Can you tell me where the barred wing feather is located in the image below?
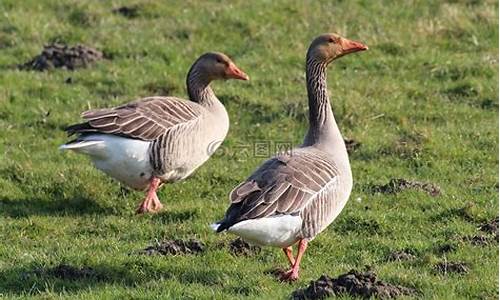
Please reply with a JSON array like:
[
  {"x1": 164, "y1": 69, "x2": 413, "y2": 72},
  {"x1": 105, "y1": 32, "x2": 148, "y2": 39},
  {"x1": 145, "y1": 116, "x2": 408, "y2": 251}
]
[
  {"x1": 218, "y1": 149, "x2": 341, "y2": 238},
  {"x1": 65, "y1": 96, "x2": 202, "y2": 141}
]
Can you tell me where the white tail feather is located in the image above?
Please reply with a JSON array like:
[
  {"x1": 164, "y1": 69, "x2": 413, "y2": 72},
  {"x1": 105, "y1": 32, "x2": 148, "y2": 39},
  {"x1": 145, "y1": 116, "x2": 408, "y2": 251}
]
[
  {"x1": 59, "y1": 140, "x2": 106, "y2": 158},
  {"x1": 59, "y1": 141, "x2": 103, "y2": 150},
  {"x1": 210, "y1": 223, "x2": 221, "y2": 232}
]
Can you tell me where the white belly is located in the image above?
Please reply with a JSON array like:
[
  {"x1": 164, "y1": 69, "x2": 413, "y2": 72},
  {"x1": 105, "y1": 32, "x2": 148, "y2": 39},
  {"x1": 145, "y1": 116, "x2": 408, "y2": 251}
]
[
  {"x1": 227, "y1": 215, "x2": 303, "y2": 248},
  {"x1": 60, "y1": 134, "x2": 153, "y2": 190}
]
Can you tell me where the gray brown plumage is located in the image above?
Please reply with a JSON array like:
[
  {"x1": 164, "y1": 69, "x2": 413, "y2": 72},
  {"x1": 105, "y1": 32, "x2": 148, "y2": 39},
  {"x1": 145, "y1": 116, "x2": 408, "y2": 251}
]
[
  {"x1": 217, "y1": 148, "x2": 343, "y2": 240},
  {"x1": 66, "y1": 97, "x2": 202, "y2": 141},
  {"x1": 213, "y1": 34, "x2": 368, "y2": 281},
  {"x1": 60, "y1": 52, "x2": 248, "y2": 214}
]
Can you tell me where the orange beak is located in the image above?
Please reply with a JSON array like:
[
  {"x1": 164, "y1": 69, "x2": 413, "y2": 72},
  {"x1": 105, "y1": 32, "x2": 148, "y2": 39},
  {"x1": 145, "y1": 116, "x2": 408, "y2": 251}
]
[
  {"x1": 341, "y1": 38, "x2": 368, "y2": 55},
  {"x1": 226, "y1": 62, "x2": 249, "y2": 80}
]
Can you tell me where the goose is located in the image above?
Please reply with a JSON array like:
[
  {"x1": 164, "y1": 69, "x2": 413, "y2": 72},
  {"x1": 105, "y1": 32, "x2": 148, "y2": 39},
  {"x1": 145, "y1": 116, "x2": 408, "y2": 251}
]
[
  {"x1": 212, "y1": 34, "x2": 367, "y2": 281},
  {"x1": 60, "y1": 52, "x2": 249, "y2": 214}
]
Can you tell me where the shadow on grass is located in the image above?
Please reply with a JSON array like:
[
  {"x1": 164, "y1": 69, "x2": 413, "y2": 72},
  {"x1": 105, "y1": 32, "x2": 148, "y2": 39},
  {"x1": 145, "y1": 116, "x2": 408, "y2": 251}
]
[
  {"x1": 0, "y1": 163, "x2": 116, "y2": 217},
  {"x1": 0, "y1": 195, "x2": 112, "y2": 218},
  {"x1": 0, "y1": 263, "x2": 143, "y2": 296},
  {"x1": 0, "y1": 261, "x2": 254, "y2": 297},
  {"x1": 430, "y1": 203, "x2": 480, "y2": 223}
]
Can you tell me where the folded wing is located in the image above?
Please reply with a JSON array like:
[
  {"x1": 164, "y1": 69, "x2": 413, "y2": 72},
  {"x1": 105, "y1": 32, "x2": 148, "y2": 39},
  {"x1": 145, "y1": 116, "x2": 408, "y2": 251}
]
[
  {"x1": 65, "y1": 96, "x2": 202, "y2": 141},
  {"x1": 217, "y1": 149, "x2": 340, "y2": 235}
]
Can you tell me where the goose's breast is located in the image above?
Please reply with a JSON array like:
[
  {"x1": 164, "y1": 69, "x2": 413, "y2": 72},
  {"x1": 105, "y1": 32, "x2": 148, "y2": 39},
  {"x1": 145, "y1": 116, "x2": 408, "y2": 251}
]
[{"x1": 157, "y1": 111, "x2": 229, "y2": 181}]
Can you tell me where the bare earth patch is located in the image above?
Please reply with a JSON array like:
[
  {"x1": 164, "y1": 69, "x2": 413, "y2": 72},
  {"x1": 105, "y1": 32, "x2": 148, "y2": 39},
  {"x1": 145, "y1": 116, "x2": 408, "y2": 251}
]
[
  {"x1": 265, "y1": 267, "x2": 287, "y2": 278},
  {"x1": 20, "y1": 43, "x2": 103, "y2": 71},
  {"x1": 464, "y1": 216, "x2": 499, "y2": 246},
  {"x1": 465, "y1": 235, "x2": 492, "y2": 246},
  {"x1": 387, "y1": 250, "x2": 416, "y2": 261},
  {"x1": 479, "y1": 217, "x2": 499, "y2": 235},
  {"x1": 141, "y1": 239, "x2": 205, "y2": 256},
  {"x1": 229, "y1": 238, "x2": 261, "y2": 256},
  {"x1": 462, "y1": 217, "x2": 498, "y2": 246},
  {"x1": 434, "y1": 262, "x2": 469, "y2": 275},
  {"x1": 371, "y1": 178, "x2": 441, "y2": 197},
  {"x1": 112, "y1": 6, "x2": 140, "y2": 18},
  {"x1": 292, "y1": 270, "x2": 416, "y2": 299}
]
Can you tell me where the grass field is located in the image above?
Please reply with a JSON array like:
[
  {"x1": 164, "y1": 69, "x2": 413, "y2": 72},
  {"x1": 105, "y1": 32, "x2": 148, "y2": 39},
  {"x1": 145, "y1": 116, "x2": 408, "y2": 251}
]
[{"x1": 0, "y1": 0, "x2": 498, "y2": 299}]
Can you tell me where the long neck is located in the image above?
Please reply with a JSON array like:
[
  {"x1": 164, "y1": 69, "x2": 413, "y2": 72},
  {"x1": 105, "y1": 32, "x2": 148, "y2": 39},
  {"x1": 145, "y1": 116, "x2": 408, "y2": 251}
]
[
  {"x1": 303, "y1": 56, "x2": 344, "y2": 153},
  {"x1": 186, "y1": 64, "x2": 218, "y2": 106}
]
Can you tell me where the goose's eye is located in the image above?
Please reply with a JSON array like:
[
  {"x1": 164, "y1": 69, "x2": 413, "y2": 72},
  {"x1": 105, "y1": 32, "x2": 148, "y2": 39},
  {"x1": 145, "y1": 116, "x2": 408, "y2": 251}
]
[
  {"x1": 216, "y1": 58, "x2": 223, "y2": 64},
  {"x1": 328, "y1": 38, "x2": 335, "y2": 44}
]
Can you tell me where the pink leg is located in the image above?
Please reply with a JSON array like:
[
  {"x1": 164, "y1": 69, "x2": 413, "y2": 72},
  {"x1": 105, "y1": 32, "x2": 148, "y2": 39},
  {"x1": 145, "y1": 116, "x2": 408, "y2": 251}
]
[
  {"x1": 151, "y1": 192, "x2": 164, "y2": 211},
  {"x1": 282, "y1": 247, "x2": 295, "y2": 266},
  {"x1": 280, "y1": 239, "x2": 308, "y2": 282},
  {"x1": 136, "y1": 178, "x2": 162, "y2": 214}
]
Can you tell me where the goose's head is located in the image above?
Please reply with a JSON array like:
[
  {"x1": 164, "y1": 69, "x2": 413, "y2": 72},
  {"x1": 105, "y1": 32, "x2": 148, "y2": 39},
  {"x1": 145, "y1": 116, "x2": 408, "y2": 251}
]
[
  {"x1": 193, "y1": 52, "x2": 249, "y2": 81},
  {"x1": 307, "y1": 33, "x2": 368, "y2": 64}
]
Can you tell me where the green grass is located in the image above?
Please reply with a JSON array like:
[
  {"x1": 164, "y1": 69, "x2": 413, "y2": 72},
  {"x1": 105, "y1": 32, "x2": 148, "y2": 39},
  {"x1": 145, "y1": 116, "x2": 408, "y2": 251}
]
[{"x1": 0, "y1": 0, "x2": 498, "y2": 299}]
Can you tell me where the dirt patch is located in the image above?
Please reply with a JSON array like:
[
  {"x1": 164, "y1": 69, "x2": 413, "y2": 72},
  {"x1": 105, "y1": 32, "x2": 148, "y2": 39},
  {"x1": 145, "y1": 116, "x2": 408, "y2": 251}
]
[
  {"x1": 387, "y1": 250, "x2": 416, "y2": 261},
  {"x1": 464, "y1": 216, "x2": 499, "y2": 246},
  {"x1": 465, "y1": 235, "x2": 492, "y2": 246},
  {"x1": 479, "y1": 217, "x2": 499, "y2": 235},
  {"x1": 344, "y1": 138, "x2": 361, "y2": 154},
  {"x1": 265, "y1": 267, "x2": 287, "y2": 277},
  {"x1": 20, "y1": 43, "x2": 103, "y2": 71},
  {"x1": 292, "y1": 270, "x2": 416, "y2": 299},
  {"x1": 111, "y1": 3, "x2": 160, "y2": 19},
  {"x1": 112, "y1": 5, "x2": 140, "y2": 18},
  {"x1": 434, "y1": 262, "x2": 469, "y2": 275},
  {"x1": 444, "y1": 83, "x2": 478, "y2": 100},
  {"x1": 371, "y1": 178, "x2": 440, "y2": 197},
  {"x1": 229, "y1": 238, "x2": 261, "y2": 256},
  {"x1": 141, "y1": 239, "x2": 205, "y2": 256},
  {"x1": 43, "y1": 264, "x2": 98, "y2": 280}
]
